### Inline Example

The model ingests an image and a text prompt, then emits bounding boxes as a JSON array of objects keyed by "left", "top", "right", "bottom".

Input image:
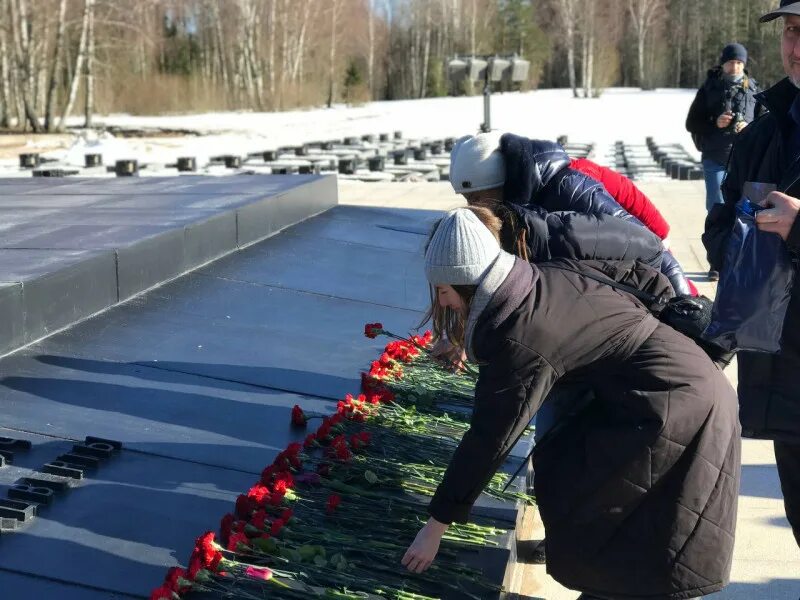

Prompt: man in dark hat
[
  {"left": 703, "top": 0, "right": 800, "bottom": 551},
  {"left": 686, "top": 43, "right": 762, "bottom": 280}
]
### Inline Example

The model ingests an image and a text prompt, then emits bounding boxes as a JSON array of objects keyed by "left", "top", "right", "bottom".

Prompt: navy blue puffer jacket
[
  {"left": 499, "top": 134, "right": 691, "bottom": 296},
  {"left": 506, "top": 203, "right": 663, "bottom": 270}
]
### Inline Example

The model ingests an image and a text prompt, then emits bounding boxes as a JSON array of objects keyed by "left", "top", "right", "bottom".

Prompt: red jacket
[{"left": 570, "top": 158, "right": 671, "bottom": 240}]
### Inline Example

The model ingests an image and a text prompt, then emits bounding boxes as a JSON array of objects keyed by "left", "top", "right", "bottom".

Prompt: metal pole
[{"left": 481, "top": 57, "right": 492, "bottom": 132}]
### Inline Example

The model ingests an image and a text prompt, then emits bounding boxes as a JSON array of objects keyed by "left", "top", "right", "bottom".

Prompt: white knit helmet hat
[
  {"left": 449, "top": 131, "right": 506, "bottom": 194},
  {"left": 425, "top": 208, "right": 502, "bottom": 285}
]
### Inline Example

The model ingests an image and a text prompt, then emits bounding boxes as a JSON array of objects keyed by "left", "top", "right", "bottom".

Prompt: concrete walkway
[{"left": 338, "top": 179, "right": 800, "bottom": 600}]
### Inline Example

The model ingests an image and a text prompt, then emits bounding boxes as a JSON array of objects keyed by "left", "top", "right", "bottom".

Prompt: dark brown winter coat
[{"left": 428, "top": 257, "right": 741, "bottom": 599}]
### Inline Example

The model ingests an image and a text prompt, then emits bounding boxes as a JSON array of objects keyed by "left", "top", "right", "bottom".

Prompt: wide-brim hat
[{"left": 760, "top": 0, "right": 800, "bottom": 23}]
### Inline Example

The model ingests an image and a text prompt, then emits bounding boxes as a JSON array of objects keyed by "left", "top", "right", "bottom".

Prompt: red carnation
[
  {"left": 335, "top": 444, "right": 352, "bottom": 461},
  {"left": 364, "top": 322, "right": 383, "bottom": 338},
  {"left": 166, "top": 567, "right": 188, "bottom": 593},
  {"left": 260, "top": 465, "right": 276, "bottom": 485},
  {"left": 281, "top": 508, "right": 294, "bottom": 522},
  {"left": 326, "top": 493, "right": 342, "bottom": 514},
  {"left": 250, "top": 509, "right": 268, "bottom": 530},
  {"left": 316, "top": 421, "right": 332, "bottom": 440},
  {"left": 227, "top": 531, "right": 249, "bottom": 552},
  {"left": 270, "top": 518, "right": 285, "bottom": 536},
  {"left": 208, "top": 552, "right": 223, "bottom": 572},
  {"left": 220, "top": 513, "right": 235, "bottom": 544},
  {"left": 235, "top": 494, "right": 257, "bottom": 519},
  {"left": 150, "top": 585, "right": 174, "bottom": 600},
  {"left": 377, "top": 388, "right": 395, "bottom": 403},
  {"left": 194, "top": 532, "right": 218, "bottom": 566},
  {"left": 303, "top": 433, "right": 317, "bottom": 448},
  {"left": 188, "top": 556, "right": 203, "bottom": 580},
  {"left": 272, "top": 455, "right": 291, "bottom": 472},
  {"left": 291, "top": 405, "right": 307, "bottom": 427},
  {"left": 269, "top": 490, "right": 286, "bottom": 506},
  {"left": 277, "top": 471, "right": 295, "bottom": 488},
  {"left": 361, "top": 372, "right": 378, "bottom": 391},
  {"left": 247, "top": 484, "right": 271, "bottom": 505}
]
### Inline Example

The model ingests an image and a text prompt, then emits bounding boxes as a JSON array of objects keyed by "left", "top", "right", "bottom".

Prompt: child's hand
[{"left": 401, "top": 518, "right": 448, "bottom": 573}]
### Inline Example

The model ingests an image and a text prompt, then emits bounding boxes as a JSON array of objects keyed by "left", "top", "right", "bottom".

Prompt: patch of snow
[{"left": 56, "top": 88, "right": 698, "bottom": 167}]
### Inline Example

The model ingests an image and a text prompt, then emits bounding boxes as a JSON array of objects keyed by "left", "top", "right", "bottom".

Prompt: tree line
[{"left": 0, "top": 0, "right": 787, "bottom": 132}]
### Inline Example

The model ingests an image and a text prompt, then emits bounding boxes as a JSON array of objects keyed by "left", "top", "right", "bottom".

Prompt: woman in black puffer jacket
[{"left": 449, "top": 132, "right": 694, "bottom": 296}]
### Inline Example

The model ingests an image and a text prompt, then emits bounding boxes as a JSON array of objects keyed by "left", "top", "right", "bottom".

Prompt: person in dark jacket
[
  {"left": 703, "top": 1, "right": 800, "bottom": 549},
  {"left": 448, "top": 131, "right": 696, "bottom": 297},
  {"left": 402, "top": 209, "right": 741, "bottom": 600},
  {"left": 686, "top": 43, "right": 762, "bottom": 280},
  {"left": 472, "top": 201, "right": 664, "bottom": 269}
]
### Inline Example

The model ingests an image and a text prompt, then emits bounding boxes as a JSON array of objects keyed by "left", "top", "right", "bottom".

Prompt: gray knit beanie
[
  {"left": 449, "top": 131, "right": 506, "bottom": 194},
  {"left": 425, "top": 208, "right": 502, "bottom": 285}
]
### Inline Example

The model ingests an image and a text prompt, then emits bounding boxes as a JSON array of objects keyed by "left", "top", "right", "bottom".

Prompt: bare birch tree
[
  {"left": 10, "top": 0, "right": 43, "bottom": 131},
  {"left": 58, "top": 0, "right": 90, "bottom": 130},
  {"left": 553, "top": 0, "right": 579, "bottom": 97},
  {"left": 44, "top": 0, "right": 67, "bottom": 131},
  {"left": 0, "top": 0, "right": 13, "bottom": 127},
  {"left": 327, "top": 0, "right": 342, "bottom": 108},
  {"left": 368, "top": 0, "right": 375, "bottom": 97},
  {"left": 84, "top": 0, "right": 95, "bottom": 127},
  {"left": 420, "top": 0, "right": 432, "bottom": 98},
  {"left": 627, "top": 0, "right": 664, "bottom": 89},
  {"left": 581, "top": 0, "right": 596, "bottom": 98}
]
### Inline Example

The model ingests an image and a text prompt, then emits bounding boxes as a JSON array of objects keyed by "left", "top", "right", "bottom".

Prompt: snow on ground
[{"left": 3, "top": 88, "right": 701, "bottom": 169}]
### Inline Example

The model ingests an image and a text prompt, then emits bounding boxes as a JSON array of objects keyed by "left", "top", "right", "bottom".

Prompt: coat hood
[{"left": 500, "top": 134, "right": 571, "bottom": 206}]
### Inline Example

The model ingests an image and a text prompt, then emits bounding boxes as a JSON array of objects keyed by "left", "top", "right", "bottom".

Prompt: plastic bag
[{"left": 703, "top": 198, "right": 796, "bottom": 353}]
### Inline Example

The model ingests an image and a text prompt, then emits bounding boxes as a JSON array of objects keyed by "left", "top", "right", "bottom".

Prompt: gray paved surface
[{"left": 0, "top": 179, "right": 480, "bottom": 598}]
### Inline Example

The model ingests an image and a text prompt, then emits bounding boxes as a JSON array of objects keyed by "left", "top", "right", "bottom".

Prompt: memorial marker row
[
  {"left": 0, "top": 436, "right": 121, "bottom": 533},
  {"left": 20, "top": 132, "right": 593, "bottom": 185}
]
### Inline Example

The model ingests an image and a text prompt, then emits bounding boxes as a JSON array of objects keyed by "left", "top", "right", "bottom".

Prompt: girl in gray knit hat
[{"left": 402, "top": 208, "right": 740, "bottom": 600}]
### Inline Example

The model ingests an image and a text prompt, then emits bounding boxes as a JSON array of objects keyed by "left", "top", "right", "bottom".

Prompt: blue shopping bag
[{"left": 703, "top": 198, "right": 796, "bottom": 353}]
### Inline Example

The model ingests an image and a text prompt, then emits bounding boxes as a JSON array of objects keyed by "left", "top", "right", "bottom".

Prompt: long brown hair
[
  {"left": 420, "top": 283, "right": 476, "bottom": 349},
  {"left": 467, "top": 202, "right": 530, "bottom": 262},
  {"left": 418, "top": 217, "right": 477, "bottom": 349}
]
